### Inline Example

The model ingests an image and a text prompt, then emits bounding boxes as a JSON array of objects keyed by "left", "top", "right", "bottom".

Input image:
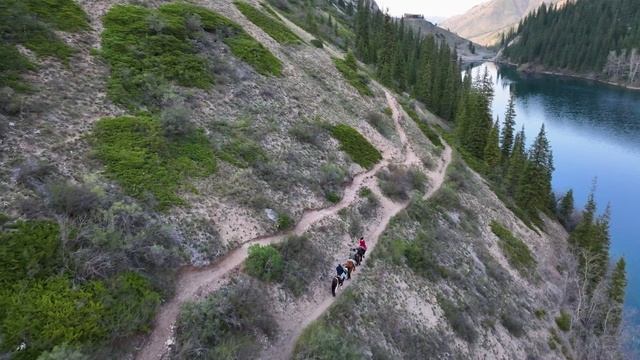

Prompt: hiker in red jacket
[{"left": 357, "top": 237, "right": 367, "bottom": 258}]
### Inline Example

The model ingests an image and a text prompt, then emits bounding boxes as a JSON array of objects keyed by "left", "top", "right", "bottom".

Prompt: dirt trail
[
  {"left": 136, "top": 91, "right": 451, "bottom": 360},
  {"left": 259, "top": 91, "right": 452, "bottom": 359}
]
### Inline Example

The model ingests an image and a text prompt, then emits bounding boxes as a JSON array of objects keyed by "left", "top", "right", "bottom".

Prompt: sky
[{"left": 376, "top": 0, "right": 487, "bottom": 19}]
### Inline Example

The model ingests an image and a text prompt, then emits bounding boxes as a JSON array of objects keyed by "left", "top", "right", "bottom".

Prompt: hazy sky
[{"left": 376, "top": 0, "right": 487, "bottom": 19}]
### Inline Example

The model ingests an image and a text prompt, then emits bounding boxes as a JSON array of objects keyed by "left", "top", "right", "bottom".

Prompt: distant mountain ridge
[{"left": 442, "top": 0, "right": 566, "bottom": 46}]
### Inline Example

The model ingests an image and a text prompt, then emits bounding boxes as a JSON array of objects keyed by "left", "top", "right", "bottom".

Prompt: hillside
[
  {"left": 502, "top": 0, "right": 640, "bottom": 88},
  {"left": 402, "top": 17, "right": 494, "bottom": 62},
  {"left": 442, "top": 0, "right": 566, "bottom": 46},
  {"left": 0, "top": 0, "right": 626, "bottom": 359}
]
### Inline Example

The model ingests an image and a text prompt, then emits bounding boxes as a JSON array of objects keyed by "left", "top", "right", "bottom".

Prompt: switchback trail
[
  {"left": 136, "top": 91, "right": 451, "bottom": 360},
  {"left": 259, "top": 92, "right": 452, "bottom": 359}
]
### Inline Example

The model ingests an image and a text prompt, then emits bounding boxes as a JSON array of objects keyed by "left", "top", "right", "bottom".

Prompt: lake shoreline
[{"left": 496, "top": 60, "right": 640, "bottom": 92}]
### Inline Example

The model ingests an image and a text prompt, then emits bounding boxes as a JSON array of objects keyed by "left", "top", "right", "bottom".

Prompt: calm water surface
[{"left": 471, "top": 63, "right": 640, "bottom": 321}]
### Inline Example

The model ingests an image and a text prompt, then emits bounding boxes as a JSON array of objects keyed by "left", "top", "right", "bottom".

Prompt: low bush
[
  {"left": 46, "top": 181, "right": 100, "bottom": 217},
  {"left": 1, "top": 276, "right": 105, "bottom": 359},
  {"left": 400, "top": 101, "right": 443, "bottom": 148},
  {"left": 501, "top": 312, "right": 525, "bottom": 337},
  {"left": 37, "top": 345, "right": 88, "bottom": 360},
  {"left": 331, "top": 124, "right": 382, "bottom": 169},
  {"left": 333, "top": 57, "right": 373, "bottom": 96},
  {"left": 365, "top": 111, "right": 394, "bottom": 139},
  {"left": 234, "top": 1, "right": 301, "bottom": 44},
  {"left": 293, "top": 321, "right": 359, "bottom": 360},
  {"left": 93, "top": 115, "right": 216, "bottom": 209},
  {"left": 245, "top": 245, "right": 285, "bottom": 282},
  {"left": 310, "top": 39, "right": 324, "bottom": 48},
  {"left": 0, "top": 220, "right": 61, "bottom": 285},
  {"left": 438, "top": 296, "right": 477, "bottom": 343},
  {"left": 277, "top": 236, "right": 325, "bottom": 296},
  {"left": 555, "top": 311, "right": 571, "bottom": 332},
  {"left": 289, "top": 120, "right": 326, "bottom": 147},
  {"left": 490, "top": 221, "right": 536, "bottom": 277},
  {"left": 535, "top": 309, "right": 547, "bottom": 319},
  {"left": 160, "top": 104, "right": 195, "bottom": 139},
  {"left": 377, "top": 165, "right": 426, "bottom": 201},
  {"left": 277, "top": 213, "right": 294, "bottom": 230},
  {"left": 319, "top": 163, "right": 348, "bottom": 201},
  {"left": 173, "top": 277, "right": 277, "bottom": 359}
]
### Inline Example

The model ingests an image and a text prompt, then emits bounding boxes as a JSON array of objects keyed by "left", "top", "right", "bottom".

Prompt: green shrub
[
  {"left": 383, "top": 107, "right": 392, "bottom": 116},
  {"left": 555, "top": 311, "right": 571, "bottom": 332},
  {"left": 47, "top": 181, "right": 100, "bottom": 217},
  {"left": 0, "top": 44, "right": 36, "bottom": 92},
  {"left": 173, "top": 277, "right": 276, "bottom": 359},
  {"left": 101, "top": 4, "right": 281, "bottom": 109},
  {"left": 325, "top": 192, "right": 341, "bottom": 203},
  {"left": 217, "top": 137, "right": 267, "bottom": 168},
  {"left": 24, "top": 0, "right": 89, "bottom": 32},
  {"left": 0, "top": 220, "right": 61, "bottom": 285},
  {"left": 37, "top": 345, "right": 88, "bottom": 360},
  {"left": 93, "top": 115, "right": 216, "bottom": 209},
  {"left": 98, "top": 272, "right": 161, "bottom": 338},
  {"left": 245, "top": 245, "right": 285, "bottom": 282},
  {"left": 1, "top": 276, "right": 106, "bottom": 359},
  {"left": 223, "top": 33, "right": 283, "bottom": 76},
  {"left": 400, "top": 101, "right": 443, "bottom": 148},
  {"left": 277, "top": 213, "right": 294, "bottom": 230},
  {"left": 310, "top": 39, "right": 324, "bottom": 48},
  {"left": 293, "top": 321, "right": 359, "bottom": 360},
  {"left": 331, "top": 124, "right": 382, "bottom": 169},
  {"left": 535, "top": 309, "right": 547, "bottom": 319},
  {"left": 333, "top": 57, "right": 373, "bottom": 96},
  {"left": 234, "top": 1, "right": 301, "bottom": 44},
  {"left": 490, "top": 221, "right": 536, "bottom": 276}
]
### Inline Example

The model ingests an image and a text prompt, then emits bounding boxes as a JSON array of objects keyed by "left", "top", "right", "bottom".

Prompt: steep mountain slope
[
  {"left": 402, "top": 17, "right": 494, "bottom": 62},
  {"left": 0, "top": 0, "right": 622, "bottom": 359},
  {"left": 442, "top": 0, "right": 566, "bottom": 46}
]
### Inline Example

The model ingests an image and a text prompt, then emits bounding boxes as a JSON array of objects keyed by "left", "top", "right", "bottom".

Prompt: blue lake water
[{"left": 470, "top": 62, "right": 640, "bottom": 321}]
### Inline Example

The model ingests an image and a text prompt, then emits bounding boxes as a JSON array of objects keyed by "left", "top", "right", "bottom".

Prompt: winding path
[{"left": 136, "top": 92, "right": 452, "bottom": 360}]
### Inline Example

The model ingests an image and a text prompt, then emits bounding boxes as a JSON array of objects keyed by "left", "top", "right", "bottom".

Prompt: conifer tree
[
  {"left": 506, "top": 128, "right": 526, "bottom": 196},
  {"left": 484, "top": 118, "right": 501, "bottom": 170},
  {"left": 501, "top": 95, "right": 517, "bottom": 161},
  {"left": 608, "top": 258, "right": 627, "bottom": 329},
  {"left": 558, "top": 189, "right": 575, "bottom": 229}
]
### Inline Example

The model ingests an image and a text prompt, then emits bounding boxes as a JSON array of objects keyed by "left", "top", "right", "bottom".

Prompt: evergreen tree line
[
  {"left": 455, "top": 69, "right": 554, "bottom": 219},
  {"left": 354, "top": 0, "right": 462, "bottom": 120},
  {"left": 502, "top": 0, "right": 640, "bottom": 74}
]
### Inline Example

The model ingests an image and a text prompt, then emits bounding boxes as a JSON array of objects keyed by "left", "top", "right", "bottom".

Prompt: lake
[{"left": 470, "top": 62, "right": 640, "bottom": 328}]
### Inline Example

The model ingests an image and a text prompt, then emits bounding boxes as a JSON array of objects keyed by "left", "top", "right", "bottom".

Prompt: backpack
[{"left": 336, "top": 264, "right": 344, "bottom": 275}]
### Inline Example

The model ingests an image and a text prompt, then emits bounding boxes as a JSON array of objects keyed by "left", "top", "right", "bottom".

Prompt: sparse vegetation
[
  {"left": 93, "top": 115, "right": 216, "bottom": 209},
  {"left": 377, "top": 165, "right": 426, "bottom": 201},
  {"left": 365, "top": 111, "right": 395, "bottom": 139},
  {"left": 101, "top": 3, "right": 281, "bottom": 109},
  {"left": 333, "top": 57, "right": 373, "bottom": 96},
  {"left": 491, "top": 221, "right": 536, "bottom": 276},
  {"left": 438, "top": 296, "right": 478, "bottom": 343},
  {"left": 234, "top": 1, "right": 301, "bottom": 44},
  {"left": 173, "top": 277, "right": 277, "bottom": 359},
  {"left": 331, "top": 124, "right": 382, "bottom": 169}
]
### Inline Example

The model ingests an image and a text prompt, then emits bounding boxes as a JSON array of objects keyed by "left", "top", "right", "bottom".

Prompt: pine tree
[
  {"left": 501, "top": 95, "right": 517, "bottom": 161},
  {"left": 506, "top": 127, "right": 526, "bottom": 196},
  {"left": 607, "top": 257, "right": 626, "bottom": 330},
  {"left": 558, "top": 189, "right": 575, "bottom": 229},
  {"left": 517, "top": 125, "right": 554, "bottom": 213},
  {"left": 484, "top": 118, "right": 501, "bottom": 170}
]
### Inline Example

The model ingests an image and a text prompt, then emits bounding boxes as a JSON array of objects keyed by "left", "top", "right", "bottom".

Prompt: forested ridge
[{"left": 503, "top": 0, "right": 640, "bottom": 86}]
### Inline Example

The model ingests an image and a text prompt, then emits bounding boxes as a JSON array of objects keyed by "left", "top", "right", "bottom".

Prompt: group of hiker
[{"left": 332, "top": 237, "right": 367, "bottom": 296}]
